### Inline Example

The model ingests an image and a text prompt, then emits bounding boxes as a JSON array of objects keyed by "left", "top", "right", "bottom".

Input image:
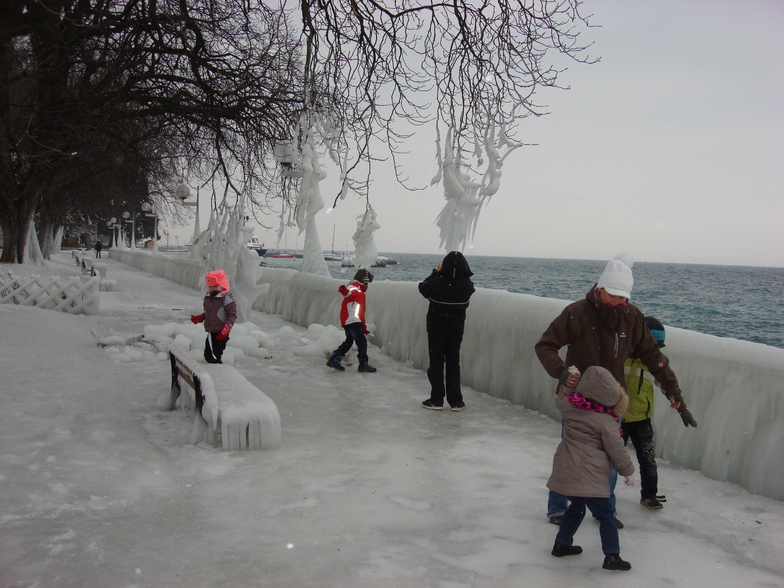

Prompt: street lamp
[
  {"left": 141, "top": 202, "right": 158, "bottom": 254},
  {"left": 107, "top": 218, "right": 120, "bottom": 248},
  {"left": 176, "top": 184, "right": 200, "bottom": 246},
  {"left": 121, "top": 211, "right": 133, "bottom": 249}
]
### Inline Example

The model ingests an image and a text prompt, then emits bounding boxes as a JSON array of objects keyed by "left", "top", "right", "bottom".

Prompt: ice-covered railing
[
  {"left": 105, "top": 252, "right": 784, "bottom": 500},
  {"left": 109, "top": 249, "right": 205, "bottom": 290},
  {"left": 252, "top": 268, "right": 784, "bottom": 502},
  {"left": 0, "top": 269, "right": 100, "bottom": 314}
]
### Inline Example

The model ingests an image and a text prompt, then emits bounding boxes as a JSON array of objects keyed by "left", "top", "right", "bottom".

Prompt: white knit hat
[{"left": 597, "top": 255, "right": 634, "bottom": 299}]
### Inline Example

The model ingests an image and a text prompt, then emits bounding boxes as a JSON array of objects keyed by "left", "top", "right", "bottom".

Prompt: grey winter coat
[{"left": 546, "top": 366, "right": 635, "bottom": 498}]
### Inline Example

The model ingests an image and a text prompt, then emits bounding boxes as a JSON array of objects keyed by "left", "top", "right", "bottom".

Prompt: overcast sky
[{"left": 170, "top": 0, "right": 784, "bottom": 268}]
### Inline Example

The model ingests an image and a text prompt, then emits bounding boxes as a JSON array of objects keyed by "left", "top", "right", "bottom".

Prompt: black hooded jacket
[{"left": 418, "top": 251, "right": 475, "bottom": 320}]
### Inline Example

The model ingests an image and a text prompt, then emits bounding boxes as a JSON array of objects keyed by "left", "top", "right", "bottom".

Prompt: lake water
[{"left": 260, "top": 252, "right": 784, "bottom": 350}]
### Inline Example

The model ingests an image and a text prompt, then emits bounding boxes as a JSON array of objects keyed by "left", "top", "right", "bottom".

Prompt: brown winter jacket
[
  {"left": 546, "top": 367, "right": 635, "bottom": 498},
  {"left": 534, "top": 285, "right": 681, "bottom": 398}
]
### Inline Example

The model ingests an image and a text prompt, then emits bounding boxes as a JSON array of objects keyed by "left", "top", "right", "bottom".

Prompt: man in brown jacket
[{"left": 535, "top": 255, "right": 695, "bottom": 525}]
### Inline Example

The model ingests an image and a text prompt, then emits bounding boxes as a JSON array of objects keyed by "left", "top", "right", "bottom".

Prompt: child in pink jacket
[{"left": 191, "top": 270, "right": 237, "bottom": 364}]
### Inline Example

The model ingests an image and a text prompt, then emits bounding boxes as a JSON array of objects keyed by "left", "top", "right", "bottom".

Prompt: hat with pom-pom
[{"left": 597, "top": 254, "right": 634, "bottom": 299}]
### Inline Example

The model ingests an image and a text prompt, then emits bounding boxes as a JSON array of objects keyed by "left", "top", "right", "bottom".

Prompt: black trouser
[
  {"left": 621, "top": 418, "right": 658, "bottom": 499},
  {"left": 335, "top": 323, "right": 368, "bottom": 363},
  {"left": 426, "top": 315, "right": 465, "bottom": 407},
  {"left": 204, "top": 333, "right": 228, "bottom": 364}
]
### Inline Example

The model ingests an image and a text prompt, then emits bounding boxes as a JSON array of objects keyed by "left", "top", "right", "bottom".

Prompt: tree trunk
[{"left": 0, "top": 196, "right": 35, "bottom": 264}]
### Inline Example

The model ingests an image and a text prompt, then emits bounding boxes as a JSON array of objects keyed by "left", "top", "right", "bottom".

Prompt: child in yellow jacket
[{"left": 622, "top": 316, "right": 666, "bottom": 510}]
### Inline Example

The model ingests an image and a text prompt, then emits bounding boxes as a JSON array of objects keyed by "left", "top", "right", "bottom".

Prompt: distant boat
[
  {"left": 245, "top": 236, "right": 267, "bottom": 257},
  {"left": 338, "top": 254, "right": 398, "bottom": 268},
  {"left": 324, "top": 227, "right": 346, "bottom": 262},
  {"left": 374, "top": 256, "right": 398, "bottom": 267},
  {"left": 267, "top": 251, "right": 294, "bottom": 258}
]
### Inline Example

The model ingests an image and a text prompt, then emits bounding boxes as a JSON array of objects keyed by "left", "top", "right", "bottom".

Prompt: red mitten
[
  {"left": 363, "top": 324, "right": 370, "bottom": 335},
  {"left": 190, "top": 314, "right": 204, "bottom": 324},
  {"left": 217, "top": 323, "right": 232, "bottom": 340}
]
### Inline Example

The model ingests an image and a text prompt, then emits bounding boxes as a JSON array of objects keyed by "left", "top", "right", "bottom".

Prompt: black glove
[{"left": 677, "top": 402, "right": 698, "bottom": 427}]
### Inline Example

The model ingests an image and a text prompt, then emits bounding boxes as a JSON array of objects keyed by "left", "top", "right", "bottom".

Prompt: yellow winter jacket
[{"left": 622, "top": 356, "right": 657, "bottom": 422}]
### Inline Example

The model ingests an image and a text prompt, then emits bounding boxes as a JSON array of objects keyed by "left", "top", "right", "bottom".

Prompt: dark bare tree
[{"left": 0, "top": 0, "right": 305, "bottom": 262}]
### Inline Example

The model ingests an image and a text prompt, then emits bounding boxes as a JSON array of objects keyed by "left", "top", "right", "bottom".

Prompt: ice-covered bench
[
  {"left": 90, "top": 262, "right": 107, "bottom": 278},
  {"left": 167, "top": 342, "right": 281, "bottom": 450}
]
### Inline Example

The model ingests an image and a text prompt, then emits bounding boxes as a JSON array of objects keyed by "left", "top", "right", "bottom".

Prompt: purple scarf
[{"left": 568, "top": 391, "right": 622, "bottom": 434}]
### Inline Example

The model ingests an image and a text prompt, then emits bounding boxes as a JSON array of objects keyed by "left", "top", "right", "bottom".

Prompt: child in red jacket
[
  {"left": 327, "top": 268, "right": 376, "bottom": 373},
  {"left": 191, "top": 270, "right": 237, "bottom": 364}
]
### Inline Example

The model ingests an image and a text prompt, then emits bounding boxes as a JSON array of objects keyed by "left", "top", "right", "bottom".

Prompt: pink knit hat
[{"left": 205, "top": 270, "right": 230, "bottom": 293}]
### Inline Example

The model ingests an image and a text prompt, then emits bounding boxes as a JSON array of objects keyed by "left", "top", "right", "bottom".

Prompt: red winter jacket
[{"left": 338, "top": 281, "right": 367, "bottom": 326}]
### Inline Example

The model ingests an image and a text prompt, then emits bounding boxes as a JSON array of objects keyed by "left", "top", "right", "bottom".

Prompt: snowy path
[{"left": 0, "top": 253, "right": 782, "bottom": 587}]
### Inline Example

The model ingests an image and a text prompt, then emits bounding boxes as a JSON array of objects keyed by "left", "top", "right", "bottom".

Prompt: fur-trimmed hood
[{"left": 575, "top": 365, "right": 628, "bottom": 416}]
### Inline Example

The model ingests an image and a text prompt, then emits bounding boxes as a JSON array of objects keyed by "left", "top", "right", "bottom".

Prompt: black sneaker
[
  {"left": 548, "top": 515, "right": 563, "bottom": 526},
  {"left": 451, "top": 402, "right": 466, "bottom": 412},
  {"left": 640, "top": 497, "right": 664, "bottom": 510},
  {"left": 422, "top": 399, "right": 443, "bottom": 411},
  {"left": 326, "top": 353, "right": 345, "bottom": 371},
  {"left": 602, "top": 553, "right": 631, "bottom": 571},
  {"left": 552, "top": 542, "right": 582, "bottom": 557}
]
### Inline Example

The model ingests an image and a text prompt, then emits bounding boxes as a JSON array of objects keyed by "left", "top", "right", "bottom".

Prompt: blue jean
[
  {"left": 555, "top": 496, "right": 620, "bottom": 555},
  {"left": 335, "top": 323, "right": 368, "bottom": 362}
]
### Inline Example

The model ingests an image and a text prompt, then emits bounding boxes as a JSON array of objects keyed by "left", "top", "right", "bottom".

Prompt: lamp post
[
  {"left": 141, "top": 202, "right": 158, "bottom": 254},
  {"left": 121, "top": 211, "right": 132, "bottom": 249},
  {"left": 107, "top": 218, "right": 120, "bottom": 248},
  {"left": 175, "top": 184, "right": 200, "bottom": 246}
]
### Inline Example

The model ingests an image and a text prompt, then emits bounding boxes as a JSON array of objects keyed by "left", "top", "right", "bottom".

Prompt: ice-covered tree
[
  {"left": 276, "top": 0, "right": 594, "bottom": 264},
  {"left": 190, "top": 195, "right": 263, "bottom": 322}
]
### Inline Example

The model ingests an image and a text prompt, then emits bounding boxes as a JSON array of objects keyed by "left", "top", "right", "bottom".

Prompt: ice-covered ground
[{"left": 1, "top": 253, "right": 782, "bottom": 588}]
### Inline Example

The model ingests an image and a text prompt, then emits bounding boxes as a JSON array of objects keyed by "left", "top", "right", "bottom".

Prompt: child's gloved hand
[
  {"left": 363, "top": 324, "right": 370, "bottom": 335},
  {"left": 624, "top": 473, "right": 636, "bottom": 486},
  {"left": 190, "top": 315, "right": 204, "bottom": 324},
  {"left": 677, "top": 403, "right": 698, "bottom": 427},
  {"left": 217, "top": 324, "right": 232, "bottom": 340}
]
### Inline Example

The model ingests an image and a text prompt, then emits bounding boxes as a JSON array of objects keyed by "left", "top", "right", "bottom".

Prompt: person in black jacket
[{"left": 418, "top": 251, "right": 475, "bottom": 411}]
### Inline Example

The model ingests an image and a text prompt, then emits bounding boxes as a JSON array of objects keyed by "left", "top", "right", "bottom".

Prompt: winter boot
[
  {"left": 326, "top": 352, "right": 345, "bottom": 371},
  {"left": 551, "top": 542, "right": 583, "bottom": 557},
  {"left": 602, "top": 553, "right": 632, "bottom": 571},
  {"left": 358, "top": 360, "right": 377, "bottom": 373}
]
